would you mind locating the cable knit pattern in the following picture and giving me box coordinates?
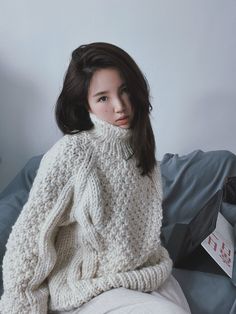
[0,113,173,313]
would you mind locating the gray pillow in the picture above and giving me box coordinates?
[160,149,236,314]
[161,149,236,227]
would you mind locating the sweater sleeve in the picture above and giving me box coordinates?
[0,136,74,314]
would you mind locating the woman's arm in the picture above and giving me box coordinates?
[0,136,74,314]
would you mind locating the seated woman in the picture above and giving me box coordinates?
[0,42,190,314]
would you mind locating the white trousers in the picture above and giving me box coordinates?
[51,275,191,314]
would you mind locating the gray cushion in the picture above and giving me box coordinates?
[160,149,236,313]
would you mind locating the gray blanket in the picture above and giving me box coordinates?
[161,149,236,314]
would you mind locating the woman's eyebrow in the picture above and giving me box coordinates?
[93,83,126,97]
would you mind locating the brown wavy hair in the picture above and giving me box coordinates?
[55,42,157,176]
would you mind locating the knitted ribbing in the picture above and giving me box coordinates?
[0,114,173,313]
[88,112,134,160]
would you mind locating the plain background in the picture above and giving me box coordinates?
[0,0,236,192]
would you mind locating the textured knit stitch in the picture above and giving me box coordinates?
[0,113,173,313]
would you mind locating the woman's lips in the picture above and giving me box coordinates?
[116,117,129,125]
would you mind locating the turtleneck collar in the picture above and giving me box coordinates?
[88,112,134,160]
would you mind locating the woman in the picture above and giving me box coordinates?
[0,42,191,313]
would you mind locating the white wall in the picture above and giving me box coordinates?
[0,0,236,191]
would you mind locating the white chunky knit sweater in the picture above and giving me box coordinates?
[0,113,172,313]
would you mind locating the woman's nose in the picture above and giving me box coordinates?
[114,98,126,113]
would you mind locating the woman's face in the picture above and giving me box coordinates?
[87,68,133,128]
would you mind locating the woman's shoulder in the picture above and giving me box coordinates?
[40,131,89,170]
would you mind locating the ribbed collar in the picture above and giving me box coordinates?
[88,112,134,160]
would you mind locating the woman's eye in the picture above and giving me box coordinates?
[122,87,129,94]
[98,96,108,102]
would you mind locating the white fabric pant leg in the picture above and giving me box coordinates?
[52,275,191,314]
[149,274,191,313]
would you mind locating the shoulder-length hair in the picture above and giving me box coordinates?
[55,42,157,176]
